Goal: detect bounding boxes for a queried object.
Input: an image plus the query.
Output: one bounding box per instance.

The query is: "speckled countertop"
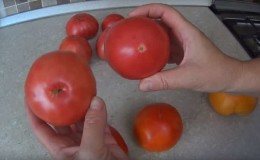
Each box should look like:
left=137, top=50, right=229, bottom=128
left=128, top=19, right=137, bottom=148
left=0, top=5, right=260, bottom=160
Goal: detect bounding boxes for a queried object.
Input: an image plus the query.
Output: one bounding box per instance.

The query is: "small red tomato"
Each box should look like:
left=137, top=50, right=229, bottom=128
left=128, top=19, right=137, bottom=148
left=25, top=51, right=96, bottom=126
left=59, top=35, right=92, bottom=62
left=105, top=17, right=170, bottom=79
left=66, top=13, right=99, bottom=39
left=134, top=103, right=183, bottom=152
left=96, top=28, right=111, bottom=60
left=109, top=126, right=129, bottom=154
left=101, top=14, right=124, bottom=31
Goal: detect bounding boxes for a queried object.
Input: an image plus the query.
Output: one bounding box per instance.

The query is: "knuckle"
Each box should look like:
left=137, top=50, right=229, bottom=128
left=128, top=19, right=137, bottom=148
left=158, top=75, right=169, bottom=90
left=84, top=114, right=101, bottom=126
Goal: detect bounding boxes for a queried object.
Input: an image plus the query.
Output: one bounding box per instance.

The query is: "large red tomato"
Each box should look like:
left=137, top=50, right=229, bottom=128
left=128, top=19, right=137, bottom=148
left=25, top=51, right=96, bottom=126
left=96, top=27, right=111, bottom=60
left=105, top=17, right=170, bottom=79
left=134, top=103, right=183, bottom=152
left=109, top=126, right=129, bottom=154
left=59, top=35, right=92, bottom=62
left=101, top=14, right=124, bottom=31
left=66, top=13, right=99, bottom=39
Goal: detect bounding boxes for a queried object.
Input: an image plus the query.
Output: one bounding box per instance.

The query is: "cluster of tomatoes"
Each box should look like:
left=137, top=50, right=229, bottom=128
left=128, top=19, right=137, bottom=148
left=25, top=11, right=258, bottom=156
left=25, top=12, right=183, bottom=153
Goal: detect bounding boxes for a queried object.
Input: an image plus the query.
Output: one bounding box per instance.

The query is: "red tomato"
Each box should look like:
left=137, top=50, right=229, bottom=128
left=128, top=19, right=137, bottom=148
left=25, top=51, right=96, bottom=126
left=101, top=14, right=124, bottom=31
left=59, top=35, right=92, bottom=62
left=96, top=28, right=111, bottom=60
left=109, top=126, right=129, bottom=154
left=156, top=20, right=184, bottom=64
left=105, top=17, right=170, bottom=79
left=134, top=103, right=183, bottom=152
left=66, top=13, right=99, bottom=39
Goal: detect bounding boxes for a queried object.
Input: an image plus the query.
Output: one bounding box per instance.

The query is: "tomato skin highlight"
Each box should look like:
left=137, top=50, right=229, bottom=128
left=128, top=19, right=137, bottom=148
left=96, top=28, right=111, bottom=60
left=209, top=92, right=258, bottom=116
left=134, top=103, right=183, bottom=152
left=25, top=51, right=96, bottom=126
left=59, top=35, right=92, bottom=62
left=101, top=14, right=124, bottom=31
left=105, top=17, right=170, bottom=79
left=66, top=13, right=99, bottom=39
left=109, top=126, right=129, bottom=154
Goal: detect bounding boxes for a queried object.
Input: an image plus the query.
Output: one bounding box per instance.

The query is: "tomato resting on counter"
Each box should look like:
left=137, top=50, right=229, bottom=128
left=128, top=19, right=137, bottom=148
left=109, top=126, right=129, bottom=154
left=101, top=14, right=124, bottom=31
left=105, top=17, right=170, bottom=79
left=209, top=92, right=258, bottom=116
left=66, top=13, right=99, bottom=39
left=134, top=103, right=183, bottom=152
left=25, top=51, right=96, bottom=126
left=96, top=27, right=111, bottom=60
left=59, top=35, right=92, bottom=62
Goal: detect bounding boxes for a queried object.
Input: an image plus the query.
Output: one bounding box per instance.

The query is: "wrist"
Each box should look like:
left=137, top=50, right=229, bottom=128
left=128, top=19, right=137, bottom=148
left=227, top=58, right=260, bottom=94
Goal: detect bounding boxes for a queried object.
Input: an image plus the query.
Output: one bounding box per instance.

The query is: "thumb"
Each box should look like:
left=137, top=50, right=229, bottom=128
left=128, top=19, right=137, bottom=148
left=80, top=96, right=107, bottom=151
left=139, top=68, right=186, bottom=91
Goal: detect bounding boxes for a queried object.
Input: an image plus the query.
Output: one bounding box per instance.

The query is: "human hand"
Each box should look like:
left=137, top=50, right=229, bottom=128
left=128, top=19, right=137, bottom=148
left=26, top=97, right=129, bottom=160
left=129, top=3, right=243, bottom=93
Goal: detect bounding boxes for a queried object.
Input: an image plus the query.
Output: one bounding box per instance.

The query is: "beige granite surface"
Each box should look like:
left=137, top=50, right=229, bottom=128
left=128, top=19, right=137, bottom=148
left=0, top=6, right=259, bottom=160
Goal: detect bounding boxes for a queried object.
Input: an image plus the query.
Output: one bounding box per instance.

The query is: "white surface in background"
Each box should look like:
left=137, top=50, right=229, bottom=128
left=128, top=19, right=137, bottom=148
left=0, top=0, right=212, bottom=28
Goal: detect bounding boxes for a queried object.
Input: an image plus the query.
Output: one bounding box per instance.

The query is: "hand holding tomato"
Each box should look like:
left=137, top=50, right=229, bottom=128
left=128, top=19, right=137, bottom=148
left=105, top=16, right=170, bottom=79
left=25, top=96, right=129, bottom=160
left=25, top=51, right=96, bottom=126
left=129, top=4, right=245, bottom=93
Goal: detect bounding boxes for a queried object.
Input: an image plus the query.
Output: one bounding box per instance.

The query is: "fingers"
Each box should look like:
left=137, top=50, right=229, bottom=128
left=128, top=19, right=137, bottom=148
left=25, top=103, right=68, bottom=154
left=128, top=3, right=195, bottom=38
left=80, top=96, right=107, bottom=151
left=139, top=67, right=189, bottom=91
left=25, top=100, right=79, bottom=157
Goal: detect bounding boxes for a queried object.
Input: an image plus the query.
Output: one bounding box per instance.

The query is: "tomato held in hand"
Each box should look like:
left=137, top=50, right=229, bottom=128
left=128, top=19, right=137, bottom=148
left=66, top=13, right=99, bottom=39
left=96, top=28, right=111, bottom=60
left=25, top=51, right=96, bottom=126
left=109, top=126, right=129, bottom=154
left=134, top=103, right=182, bottom=152
left=105, top=17, right=170, bottom=79
left=101, top=14, right=124, bottom=31
left=209, top=92, right=258, bottom=116
left=59, top=35, right=92, bottom=62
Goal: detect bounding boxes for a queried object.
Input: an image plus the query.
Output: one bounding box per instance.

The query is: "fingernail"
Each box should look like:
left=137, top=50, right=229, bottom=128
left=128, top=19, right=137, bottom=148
left=140, top=80, right=152, bottom=91
left=90, top=97, right=103, bottom=111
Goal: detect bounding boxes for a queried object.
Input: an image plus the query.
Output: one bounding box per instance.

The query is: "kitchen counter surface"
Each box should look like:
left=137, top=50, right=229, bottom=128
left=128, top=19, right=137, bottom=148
left=1, top=5, right=260, bottom=160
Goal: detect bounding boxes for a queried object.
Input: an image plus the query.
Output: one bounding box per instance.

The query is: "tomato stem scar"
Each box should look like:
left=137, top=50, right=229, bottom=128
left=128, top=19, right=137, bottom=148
left=138, top=44, right=146, bottom=53
left=52, top=88, right=63, bottom=95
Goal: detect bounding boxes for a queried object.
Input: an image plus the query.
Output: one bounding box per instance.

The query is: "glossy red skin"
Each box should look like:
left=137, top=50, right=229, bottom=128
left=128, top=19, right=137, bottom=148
left=66, top=13, right=99, bottom=39
left=59, top=35, right=92, bottom=62
left=134, top=103, right=183, bottom=152
left=109, top=126, right=129, bottom=154
left=101, top=14, right=124, bottom=31
left=25, top=51, right=96, bottom=126
left=105, top=17, right=170, bottom=79
left=96, top=28, right=111, bottom=60
left=156, top=20, right=184, bottom=64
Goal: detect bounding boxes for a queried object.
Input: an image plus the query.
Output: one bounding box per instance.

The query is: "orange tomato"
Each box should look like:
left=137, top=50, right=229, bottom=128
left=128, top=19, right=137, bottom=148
left=134, top=103, right=183, bottom=152
left=208, top=92, right=258, bottom=116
